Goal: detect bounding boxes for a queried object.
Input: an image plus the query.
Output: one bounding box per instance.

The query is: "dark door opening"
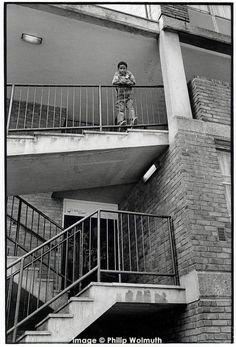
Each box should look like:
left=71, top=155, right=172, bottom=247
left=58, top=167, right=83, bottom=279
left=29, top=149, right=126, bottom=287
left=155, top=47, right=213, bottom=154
left=62, top=214, right=119, bottom=294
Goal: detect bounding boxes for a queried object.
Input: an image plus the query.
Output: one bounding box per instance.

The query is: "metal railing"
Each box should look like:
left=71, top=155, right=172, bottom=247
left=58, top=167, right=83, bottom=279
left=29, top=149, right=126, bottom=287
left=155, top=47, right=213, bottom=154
left=7, top=196, right=63, bottom=257
left=6, top=84, right=167, bottom=134
left=6, top=209, right=178, bottom=342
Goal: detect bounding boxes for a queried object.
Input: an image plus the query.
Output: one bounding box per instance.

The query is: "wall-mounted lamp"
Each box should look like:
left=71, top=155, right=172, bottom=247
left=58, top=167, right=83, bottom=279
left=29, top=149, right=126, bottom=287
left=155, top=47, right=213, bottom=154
left=21, top=33, right=43, bottom=45
left=143, top=164, right=157, bottom=183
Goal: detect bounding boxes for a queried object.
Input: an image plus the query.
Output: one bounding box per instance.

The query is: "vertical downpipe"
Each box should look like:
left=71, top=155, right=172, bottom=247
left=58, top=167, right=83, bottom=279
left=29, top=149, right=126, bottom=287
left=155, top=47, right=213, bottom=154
left=7, top=84, right=15, bottom=135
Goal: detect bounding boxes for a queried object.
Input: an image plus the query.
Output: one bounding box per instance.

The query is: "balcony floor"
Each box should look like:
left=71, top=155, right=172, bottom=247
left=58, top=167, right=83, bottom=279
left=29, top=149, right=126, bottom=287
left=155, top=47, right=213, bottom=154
left=7, top=129, right=169, bottom=196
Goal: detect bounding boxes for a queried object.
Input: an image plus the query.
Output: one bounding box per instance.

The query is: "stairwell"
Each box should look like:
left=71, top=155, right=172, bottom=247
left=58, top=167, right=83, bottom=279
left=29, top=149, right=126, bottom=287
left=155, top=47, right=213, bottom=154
left=7, top=198, right=184, bottom=343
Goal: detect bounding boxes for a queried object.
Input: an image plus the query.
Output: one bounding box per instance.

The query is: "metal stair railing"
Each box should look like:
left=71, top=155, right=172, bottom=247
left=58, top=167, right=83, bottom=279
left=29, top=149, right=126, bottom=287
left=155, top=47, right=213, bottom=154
left=7, top=196, right=63, bottom=257
left=6, top=84, right=168, bottom=134
left=6, top=209, right=179, bottom=342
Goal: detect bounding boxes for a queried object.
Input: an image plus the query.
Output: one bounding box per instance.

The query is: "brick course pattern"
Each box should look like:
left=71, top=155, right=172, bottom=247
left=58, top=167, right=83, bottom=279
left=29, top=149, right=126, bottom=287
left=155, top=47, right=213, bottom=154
left=189, top=77, right=231, bottom=125
left=160, top=4, right=190, bottom=22
left=159, top=299, right=232, bottom=342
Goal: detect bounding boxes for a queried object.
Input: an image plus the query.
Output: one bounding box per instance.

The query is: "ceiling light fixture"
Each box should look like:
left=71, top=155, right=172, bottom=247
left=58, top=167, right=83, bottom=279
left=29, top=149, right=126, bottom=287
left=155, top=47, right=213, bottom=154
left=143, top=164, right=157, bottom=183
left=21, top=33, right=43, bottom=45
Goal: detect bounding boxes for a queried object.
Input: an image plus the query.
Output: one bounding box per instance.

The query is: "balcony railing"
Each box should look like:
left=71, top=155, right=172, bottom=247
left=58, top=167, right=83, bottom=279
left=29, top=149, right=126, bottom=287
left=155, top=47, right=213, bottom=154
left=6, top=84, right=167, bottom=134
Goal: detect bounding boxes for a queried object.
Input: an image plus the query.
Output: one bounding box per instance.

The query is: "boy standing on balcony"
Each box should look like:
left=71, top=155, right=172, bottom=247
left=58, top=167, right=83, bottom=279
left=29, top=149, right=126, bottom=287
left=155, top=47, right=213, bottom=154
left=112, top=61, right=137, bottom=127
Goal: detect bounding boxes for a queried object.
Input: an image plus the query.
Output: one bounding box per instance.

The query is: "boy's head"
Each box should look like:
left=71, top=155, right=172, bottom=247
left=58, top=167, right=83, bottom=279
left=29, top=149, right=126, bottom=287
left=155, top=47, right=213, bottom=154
left=117, top=61, right=128, bottom=75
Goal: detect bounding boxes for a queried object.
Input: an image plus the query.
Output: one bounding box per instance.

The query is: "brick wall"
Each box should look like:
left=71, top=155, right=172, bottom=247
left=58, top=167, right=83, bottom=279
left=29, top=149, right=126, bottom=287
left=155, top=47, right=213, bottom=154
left=119, top=126, right=231, bottom=342
left=189, top=77, right=231, bottom=125
left=159, top=298, right=232, bottom=342
left=159, top=4, right=190, bottom=22
left=20, top=193, right=63, bottom=226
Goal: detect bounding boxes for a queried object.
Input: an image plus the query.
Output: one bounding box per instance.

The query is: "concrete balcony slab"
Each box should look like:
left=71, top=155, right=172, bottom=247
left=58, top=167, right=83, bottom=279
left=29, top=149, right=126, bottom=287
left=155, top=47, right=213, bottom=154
left=7, top=130, right=169, bottom=195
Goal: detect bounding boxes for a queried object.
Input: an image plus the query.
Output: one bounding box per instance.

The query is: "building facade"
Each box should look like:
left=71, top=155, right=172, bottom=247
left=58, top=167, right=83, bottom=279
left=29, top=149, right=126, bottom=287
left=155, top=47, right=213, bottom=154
left=6, top=3, right=232, bottom=343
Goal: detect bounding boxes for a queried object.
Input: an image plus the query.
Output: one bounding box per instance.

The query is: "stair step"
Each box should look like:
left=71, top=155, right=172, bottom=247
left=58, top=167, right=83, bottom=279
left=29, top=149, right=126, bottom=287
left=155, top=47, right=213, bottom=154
left=17, top=330, right=51, bottom=343
left=35, top=313, right=74, bottom=330
left=55, top=296, right=94, bottom=314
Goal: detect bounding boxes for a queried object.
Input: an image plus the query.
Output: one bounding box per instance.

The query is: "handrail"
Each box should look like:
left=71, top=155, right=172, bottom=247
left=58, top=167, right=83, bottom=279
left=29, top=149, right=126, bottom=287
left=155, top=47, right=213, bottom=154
left=7, top=208, right=178, bottom=342
left=7, top=83, right=164, bottom=88
left=7, top=209, right=99, bottom=269
left=15, top=195, right=63, bottom=229
left=7, top=196, right=63, bottom=258
left=6, top=84, right=168, bottom=134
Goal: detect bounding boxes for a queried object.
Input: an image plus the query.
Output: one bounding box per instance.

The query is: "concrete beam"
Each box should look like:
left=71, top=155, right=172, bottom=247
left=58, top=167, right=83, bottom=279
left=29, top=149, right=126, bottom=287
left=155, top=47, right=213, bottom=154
left=20, top=3, right=159, bottom=38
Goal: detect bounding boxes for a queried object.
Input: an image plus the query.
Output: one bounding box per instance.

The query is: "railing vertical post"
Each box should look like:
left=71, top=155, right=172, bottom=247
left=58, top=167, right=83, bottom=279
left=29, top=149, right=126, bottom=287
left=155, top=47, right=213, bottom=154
left=117, top=213, right=122, bottom=283
left=12, top=257, right=24, bottom=342
left=7, top=84, right=15, bottom=135
left=14, top=198, right=22, bottom=256
left=97, top=210, right=101, bottom=282
left=98, top=86, right=102, bottom=132
left=168, top=217, right=179, bottom=285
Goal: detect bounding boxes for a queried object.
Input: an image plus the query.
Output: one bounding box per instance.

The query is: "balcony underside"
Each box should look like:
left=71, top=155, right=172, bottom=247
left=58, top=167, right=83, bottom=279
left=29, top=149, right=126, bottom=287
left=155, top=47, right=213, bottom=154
left=7, top=129, right=169, bottom=196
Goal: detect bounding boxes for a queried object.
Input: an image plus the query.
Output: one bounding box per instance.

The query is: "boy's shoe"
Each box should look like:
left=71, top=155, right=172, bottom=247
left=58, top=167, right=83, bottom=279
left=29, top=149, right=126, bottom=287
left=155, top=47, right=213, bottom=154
left=119, top=120, right=127, bottom=126
left=130, top=117, right=138, bottom=126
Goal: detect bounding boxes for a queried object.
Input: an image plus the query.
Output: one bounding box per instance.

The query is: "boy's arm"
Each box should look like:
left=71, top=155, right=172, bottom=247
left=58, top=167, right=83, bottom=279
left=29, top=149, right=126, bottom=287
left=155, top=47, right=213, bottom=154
left=125, top=72, right=136, bottom=86
left=112, top=72, right=122, bottom=85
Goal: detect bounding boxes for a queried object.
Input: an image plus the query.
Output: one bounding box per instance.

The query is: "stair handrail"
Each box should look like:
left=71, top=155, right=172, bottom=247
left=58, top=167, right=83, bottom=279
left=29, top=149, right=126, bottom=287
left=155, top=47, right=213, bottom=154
left=7, top=209, right=179, bottom=342
left=7, top=209, right=100, bottom=341
left=15, top=195, right=63, bottom=229
left=7, top=209, right=99, bottom=270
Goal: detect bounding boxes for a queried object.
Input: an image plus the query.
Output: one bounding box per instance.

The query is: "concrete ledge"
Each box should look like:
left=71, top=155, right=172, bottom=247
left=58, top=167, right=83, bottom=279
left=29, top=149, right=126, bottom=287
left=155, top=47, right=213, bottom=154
left=34, top=132, right=84, bottom=138
left=128, top=129, right=169, bottom=134
left=160, top=15, right=231, bottom=48
left=170, top=116, right=230, bottom=143
left=21, top=3, right=159, bottom=38
left=87, top=281, right=185, bottom=290
left=83, top=130, right=128, bottom=136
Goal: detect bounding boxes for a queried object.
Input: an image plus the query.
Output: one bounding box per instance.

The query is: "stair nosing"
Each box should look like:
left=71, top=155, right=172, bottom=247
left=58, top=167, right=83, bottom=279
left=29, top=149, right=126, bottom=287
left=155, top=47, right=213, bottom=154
left=35, top=313, right=74, bottom=329
left=69, top=297, right=94, bottom=303
left=17, top=330, right=51, bottom=342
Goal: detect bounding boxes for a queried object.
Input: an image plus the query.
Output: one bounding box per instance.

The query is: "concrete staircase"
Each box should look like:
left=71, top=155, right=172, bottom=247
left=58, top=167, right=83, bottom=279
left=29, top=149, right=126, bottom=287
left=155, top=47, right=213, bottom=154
left=17, top=282, right=186, bottom=343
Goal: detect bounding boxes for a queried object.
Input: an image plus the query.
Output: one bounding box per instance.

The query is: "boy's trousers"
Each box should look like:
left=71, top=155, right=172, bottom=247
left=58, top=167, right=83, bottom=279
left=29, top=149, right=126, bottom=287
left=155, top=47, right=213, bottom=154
left=115, top=94, right=136, bottom=124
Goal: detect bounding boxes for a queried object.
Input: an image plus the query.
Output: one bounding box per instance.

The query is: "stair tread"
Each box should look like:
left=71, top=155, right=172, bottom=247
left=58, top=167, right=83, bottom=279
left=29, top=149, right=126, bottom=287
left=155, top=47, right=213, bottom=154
left=23, top=330, right=51, bottom=335
left=35, top=313, right=74, bottom=329
left=17, top=330, right=51, bottom=342
left=69, top=297, right=94, bottom=302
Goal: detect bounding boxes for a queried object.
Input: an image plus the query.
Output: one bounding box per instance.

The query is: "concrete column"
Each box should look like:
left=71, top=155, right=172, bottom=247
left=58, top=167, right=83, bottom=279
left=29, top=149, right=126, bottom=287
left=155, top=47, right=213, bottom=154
left=159, top=30, right=192, bottom=139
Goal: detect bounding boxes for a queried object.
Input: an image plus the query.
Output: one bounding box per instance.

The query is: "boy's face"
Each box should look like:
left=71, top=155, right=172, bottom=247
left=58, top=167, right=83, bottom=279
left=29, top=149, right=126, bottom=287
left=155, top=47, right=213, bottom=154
left=118, top=64, right=127, bottom=75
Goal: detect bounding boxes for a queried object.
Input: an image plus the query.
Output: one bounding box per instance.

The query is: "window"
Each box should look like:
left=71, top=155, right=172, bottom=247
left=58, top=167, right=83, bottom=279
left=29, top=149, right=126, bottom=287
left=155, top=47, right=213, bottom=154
left=217, top=150, right=231, bottom=215
left=188, top=4, right=231, bottom=20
